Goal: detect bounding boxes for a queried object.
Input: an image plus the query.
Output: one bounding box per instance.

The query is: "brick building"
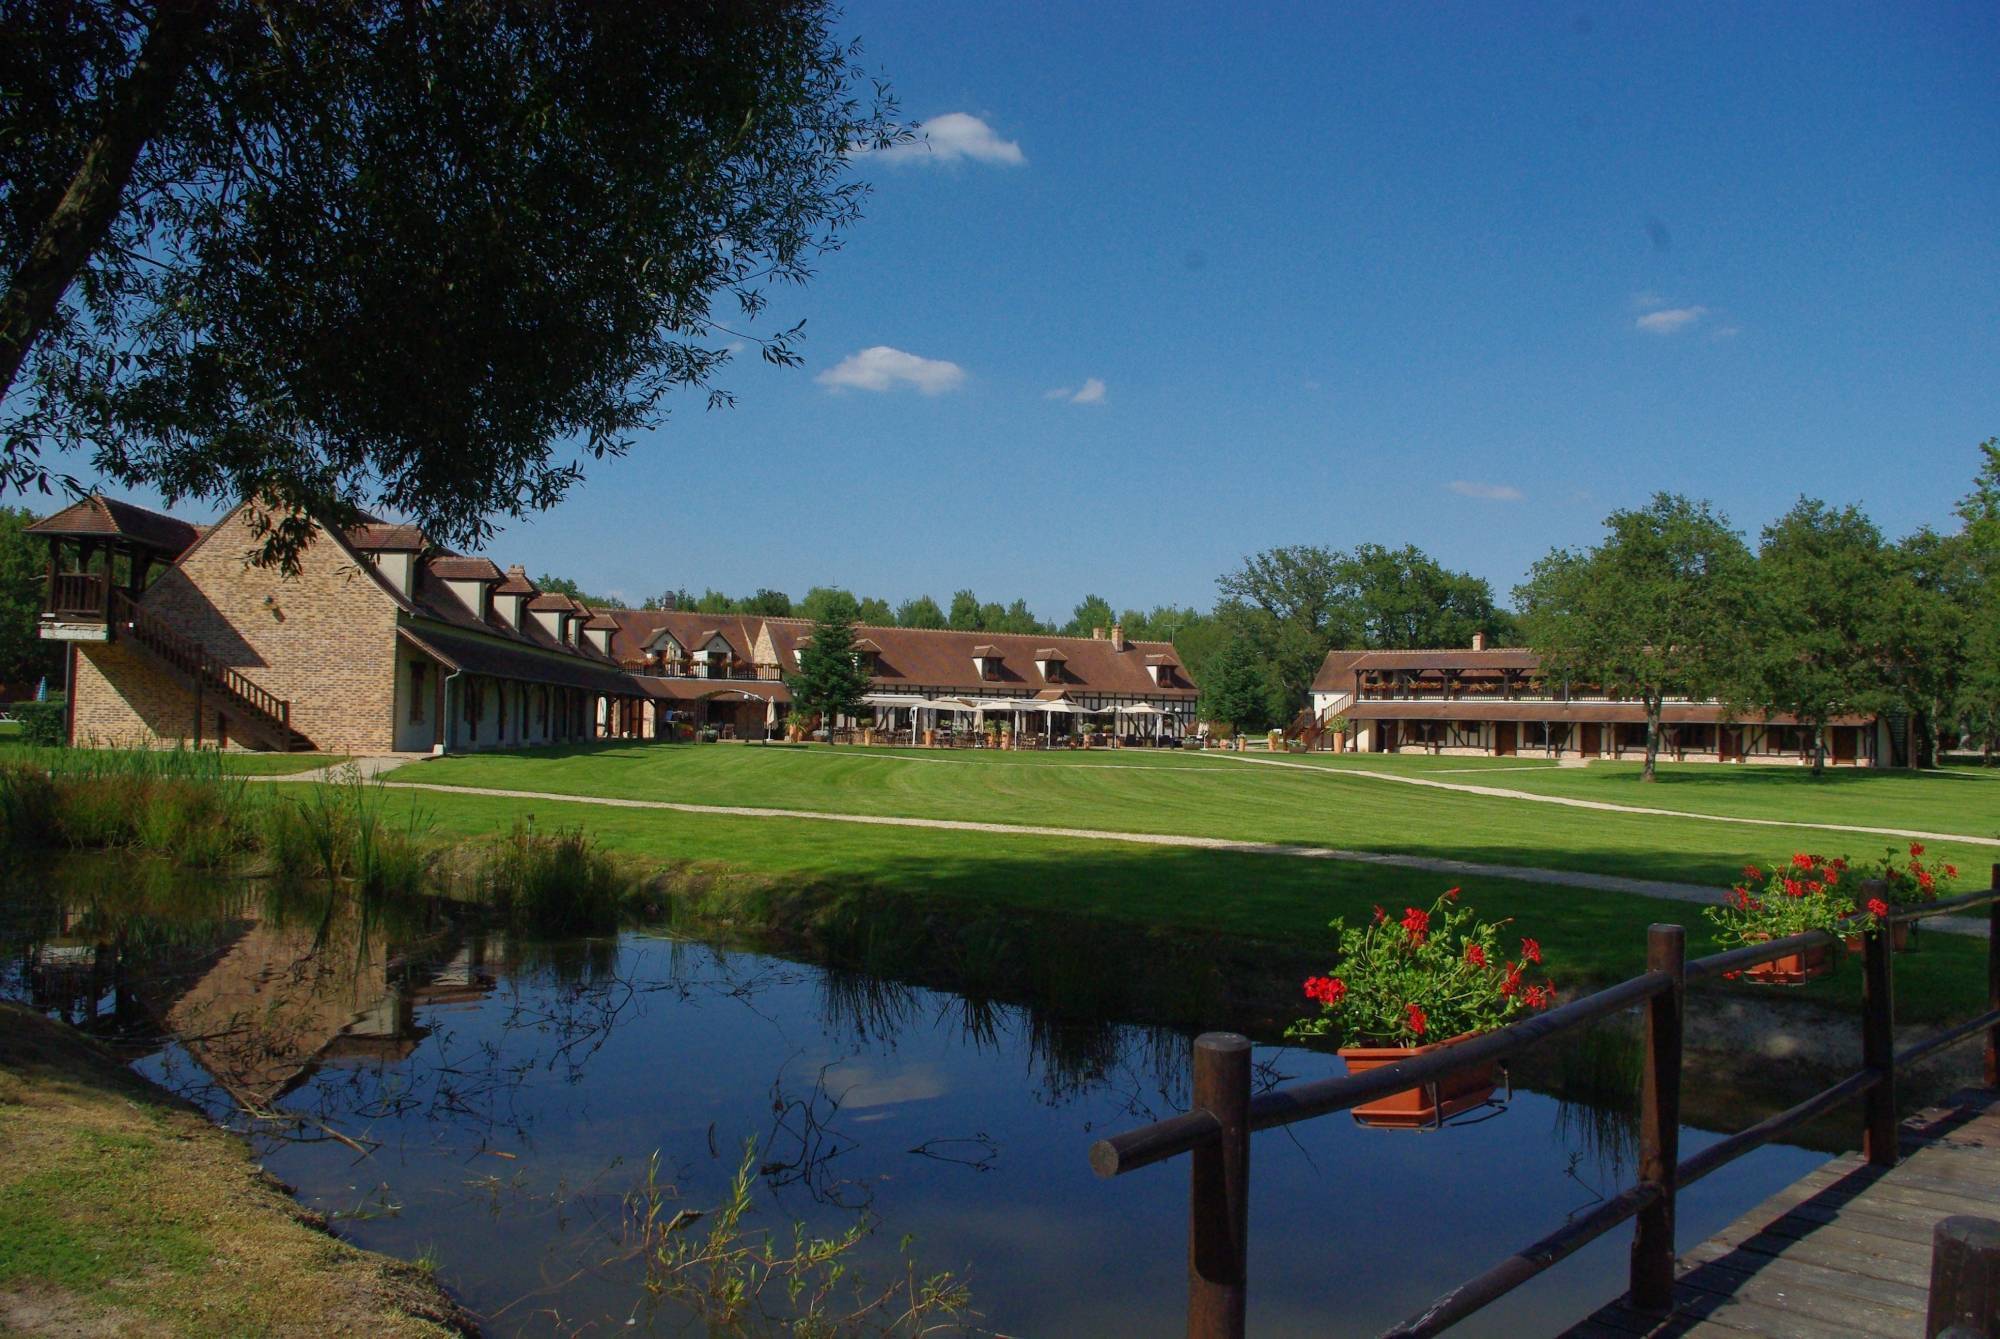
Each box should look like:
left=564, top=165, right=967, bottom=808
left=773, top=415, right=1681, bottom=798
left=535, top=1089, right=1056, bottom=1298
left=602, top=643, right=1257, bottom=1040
left=31, top=494, right=1200, bottom=753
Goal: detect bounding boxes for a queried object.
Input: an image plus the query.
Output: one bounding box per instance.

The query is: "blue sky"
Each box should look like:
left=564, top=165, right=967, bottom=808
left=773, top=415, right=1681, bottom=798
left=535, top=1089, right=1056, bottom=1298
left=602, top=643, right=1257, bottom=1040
left=34, top=2, right=2000, bottom=617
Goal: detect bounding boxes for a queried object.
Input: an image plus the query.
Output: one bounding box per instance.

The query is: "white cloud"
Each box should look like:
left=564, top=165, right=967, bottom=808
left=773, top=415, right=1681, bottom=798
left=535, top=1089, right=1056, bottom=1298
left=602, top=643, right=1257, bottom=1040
left=1448, top=480, right=1526, bottom=502
left=876, top=113, right=1025, bottom=167
left=1634, top=305, right=1707, bottom=334
left=1043, top=377, right=1107, bottom=405
left=816, top=346, right=966, bottom=395
left=1710, top=324, right=1742, bottom=340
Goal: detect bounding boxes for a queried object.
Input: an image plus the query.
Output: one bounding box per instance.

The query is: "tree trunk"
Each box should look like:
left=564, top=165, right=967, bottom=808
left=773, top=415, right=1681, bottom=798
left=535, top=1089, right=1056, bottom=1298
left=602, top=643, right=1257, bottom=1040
left=1641, top=698, right=1662, bottom=781
left=0, top=1, right=210, bottom=404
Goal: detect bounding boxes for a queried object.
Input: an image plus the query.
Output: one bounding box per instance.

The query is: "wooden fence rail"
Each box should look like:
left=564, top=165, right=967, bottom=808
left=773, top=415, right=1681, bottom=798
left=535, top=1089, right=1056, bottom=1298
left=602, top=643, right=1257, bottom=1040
left=1089, top=867, right=2000, bottom=1338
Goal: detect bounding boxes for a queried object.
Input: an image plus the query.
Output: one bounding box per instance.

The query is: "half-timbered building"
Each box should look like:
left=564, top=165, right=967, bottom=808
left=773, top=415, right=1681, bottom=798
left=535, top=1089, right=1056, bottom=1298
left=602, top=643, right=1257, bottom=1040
left=1306, top=634, right=1887, bottom=766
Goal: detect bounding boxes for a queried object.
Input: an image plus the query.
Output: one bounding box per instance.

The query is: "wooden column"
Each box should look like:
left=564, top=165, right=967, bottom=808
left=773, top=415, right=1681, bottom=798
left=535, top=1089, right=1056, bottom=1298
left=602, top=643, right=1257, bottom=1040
left=1187, top=1032, right=1251, bottom=1339
left=1630, top=924, right=1685, bottom=1312
left=1862, top=878, right=1899, bottom=1168
left=1926, top=1215, right=2000, bottom=1338
left=1989, top=866, right=2000, bottom=1090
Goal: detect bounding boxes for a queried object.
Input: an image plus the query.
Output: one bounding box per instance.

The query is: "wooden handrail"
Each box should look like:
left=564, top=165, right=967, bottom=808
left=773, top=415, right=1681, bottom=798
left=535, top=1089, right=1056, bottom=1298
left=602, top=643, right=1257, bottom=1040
left=1091, top=868, right=2000, bottom=1338
left=110, top=592, right=294, bottom=747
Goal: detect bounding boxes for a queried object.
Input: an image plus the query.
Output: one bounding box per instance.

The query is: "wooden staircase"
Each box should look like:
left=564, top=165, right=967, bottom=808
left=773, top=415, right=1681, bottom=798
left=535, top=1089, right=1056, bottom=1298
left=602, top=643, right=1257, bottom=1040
left=111, top=592, right=312, bottom=751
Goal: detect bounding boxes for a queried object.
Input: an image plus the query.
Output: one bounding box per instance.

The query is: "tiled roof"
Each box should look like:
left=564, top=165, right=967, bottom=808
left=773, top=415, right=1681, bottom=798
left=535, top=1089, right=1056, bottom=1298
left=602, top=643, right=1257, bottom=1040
left=605, top=610, right=762, bottom=667
left=27, top=495, right=200, bottom=556
left=526, top=593, right=579, bottom=612
left=760, top=620, right=1195, bottom=698
left=494, top=565, right=537, bottom=596
left=345, top=520, right=427, bottom=551
left=583, top=613, right=621, bottom=631
left=428, top=556, right=504, bottom=582
left=1313, top=647, right=1538, bottom=690
left=397, top=626, right=633, bottom=696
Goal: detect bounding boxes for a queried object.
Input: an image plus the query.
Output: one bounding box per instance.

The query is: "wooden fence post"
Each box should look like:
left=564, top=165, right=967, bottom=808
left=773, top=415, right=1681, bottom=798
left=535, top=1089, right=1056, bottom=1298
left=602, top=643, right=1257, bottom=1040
left=1862, top=878, right=1898, bottom=1169
left=1987, top=867, right=1999, bottom=1090
left=1630, top=924, right=1686, bottom=1312
left=1188, top=1032, right=1251, bottom=1339
left=1927, top=1215, right=2000, bottom=1338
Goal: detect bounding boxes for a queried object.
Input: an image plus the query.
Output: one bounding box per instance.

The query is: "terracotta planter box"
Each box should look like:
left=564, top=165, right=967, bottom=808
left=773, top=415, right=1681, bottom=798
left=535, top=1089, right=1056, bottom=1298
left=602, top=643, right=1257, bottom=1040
left=1845, top=920, right=1913, bottom=955
left=1744, top=939, right=1834, bottom=986
left=1338, top=1032, right=1497, bottom=1129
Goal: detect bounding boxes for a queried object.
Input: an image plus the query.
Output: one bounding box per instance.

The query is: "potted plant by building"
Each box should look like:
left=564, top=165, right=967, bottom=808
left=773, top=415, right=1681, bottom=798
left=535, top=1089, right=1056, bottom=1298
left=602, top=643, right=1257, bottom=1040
left=1287, top=888, right=1557, bottom=1128
left=1706, top=854, right=1857, bottom=984
left=1848, top=843, right=1958, bottom=953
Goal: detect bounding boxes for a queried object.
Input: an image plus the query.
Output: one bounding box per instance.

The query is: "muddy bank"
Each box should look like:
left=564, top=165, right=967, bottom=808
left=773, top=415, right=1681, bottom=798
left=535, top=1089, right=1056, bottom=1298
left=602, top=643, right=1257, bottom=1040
left=0, top=1002, right=475, bottom=1338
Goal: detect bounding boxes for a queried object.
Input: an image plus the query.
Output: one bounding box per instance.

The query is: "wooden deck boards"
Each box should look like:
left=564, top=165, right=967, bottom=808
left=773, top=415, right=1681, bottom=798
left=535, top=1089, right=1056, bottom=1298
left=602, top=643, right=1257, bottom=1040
left=1563, top=1089, right=2000, bottom=1338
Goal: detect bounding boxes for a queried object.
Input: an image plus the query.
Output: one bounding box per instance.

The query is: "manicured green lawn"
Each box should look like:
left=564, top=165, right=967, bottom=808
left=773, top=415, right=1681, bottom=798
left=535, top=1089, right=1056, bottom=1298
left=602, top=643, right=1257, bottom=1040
left=1322, top=756, right=2000, bottom=842
left=396, top=743, right=1996, bottom=898
left=387, top=783, right=1992, bottom=1024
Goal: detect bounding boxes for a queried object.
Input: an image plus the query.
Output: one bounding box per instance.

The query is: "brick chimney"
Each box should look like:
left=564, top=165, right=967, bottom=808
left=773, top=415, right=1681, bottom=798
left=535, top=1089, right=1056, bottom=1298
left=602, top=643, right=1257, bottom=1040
left=1110, top=623, right=1126, bottom=652
left=1472, top=630, right=1488, bottom=652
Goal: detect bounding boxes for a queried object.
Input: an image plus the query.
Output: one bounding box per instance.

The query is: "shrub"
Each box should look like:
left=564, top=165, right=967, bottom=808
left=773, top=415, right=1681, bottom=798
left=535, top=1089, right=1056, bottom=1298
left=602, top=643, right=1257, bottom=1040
left=0, top=763, right=59, bottom=849
left=478, top=818, right=625, bottom=934
left=1287, top=887, right=1557, bottom=1047
left=12, top=699, right=65, bottom=748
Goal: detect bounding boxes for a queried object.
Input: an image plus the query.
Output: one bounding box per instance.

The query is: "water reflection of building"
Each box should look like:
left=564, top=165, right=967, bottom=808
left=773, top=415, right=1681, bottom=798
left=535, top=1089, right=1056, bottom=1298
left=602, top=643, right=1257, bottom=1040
left=17, top=889, right=506, bottom=1106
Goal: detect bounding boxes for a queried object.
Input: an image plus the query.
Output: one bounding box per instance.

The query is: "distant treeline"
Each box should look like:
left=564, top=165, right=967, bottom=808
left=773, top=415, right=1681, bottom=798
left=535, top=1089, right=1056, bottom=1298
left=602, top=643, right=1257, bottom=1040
left=522, top=443, right=2000, bottom=754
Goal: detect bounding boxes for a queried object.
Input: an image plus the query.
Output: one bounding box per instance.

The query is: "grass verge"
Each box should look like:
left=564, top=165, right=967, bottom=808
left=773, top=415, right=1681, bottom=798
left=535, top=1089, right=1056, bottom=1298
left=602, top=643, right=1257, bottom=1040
left=0, top=1002, right=471, bottom=1338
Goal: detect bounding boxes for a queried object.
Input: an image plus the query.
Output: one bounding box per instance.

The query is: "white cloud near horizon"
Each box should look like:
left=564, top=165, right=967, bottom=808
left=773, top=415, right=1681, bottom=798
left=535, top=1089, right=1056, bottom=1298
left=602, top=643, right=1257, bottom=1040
left=816, top=346, right=966, bottom=395
left=1045, top=377, right=1106, bottom=405
left=875, top=113, right=1025, bottom=167
left=1448, top=480, right=1526, bottom=502
left=1634, top=303, right=1709, bottom=334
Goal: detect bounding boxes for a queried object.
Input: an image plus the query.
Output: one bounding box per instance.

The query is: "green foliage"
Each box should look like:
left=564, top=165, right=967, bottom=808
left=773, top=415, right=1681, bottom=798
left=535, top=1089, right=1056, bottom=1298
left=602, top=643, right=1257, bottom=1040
left=1286, top=888, right=1555, bottom=1046
left=1516, top=494, right=1754, bottom=778
left=797, top=586, right=862, bottom=625
left=0, top=745, right=252, bottom=861
left=0, top=507, right=62, bottom=689
left=535, top=574, right=619, bottom=609
left=1219, top=542, right=1508, bottom=720
left=477, top=818, right=624, bottom=934
left=1199, top=638, right=1268, bottom=732
left=1061, top=593, right=1117, bottom=638
left=786, top=609, right=872, bottom=740
left=946, top=590, right=981, bottom=631
left=629, top=1140, right=974, bottom=1335
left=893, top=594, right=945, bottom=629
left=1741, top=499, right=1891, bottom=772
left=3, top=4, right=905, bottom=567
left=13, top=698, right=65, bottom=747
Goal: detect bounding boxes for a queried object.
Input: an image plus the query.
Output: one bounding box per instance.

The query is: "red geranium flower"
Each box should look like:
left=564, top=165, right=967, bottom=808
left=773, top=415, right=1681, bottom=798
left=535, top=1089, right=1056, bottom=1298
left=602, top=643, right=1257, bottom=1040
left=1445, top=886, right=1461, bottom=901
left=1946, top=864, right=1960, bottom=878
left=1520, top=937, right=1542, bottom=965
left=1303, top=976, right=1347, bottom=1006
left=1867, top=898, right=1889, bottom=918
left=1500, top=962, right=1523, bottom=996
left=1742, top=865, right=1763, bottom=881
left=1405, top=1003, right=1427, bottom=1036
left=1523, top=983, right=1555, bottom=1010
left=1791, top=853, right=1815, bottom=870
left=1910, top=842, right=1925, bottom=857
left=1464, top=943, right=1486, bottom=968
left=1401, top=906, right=1430, bottom=946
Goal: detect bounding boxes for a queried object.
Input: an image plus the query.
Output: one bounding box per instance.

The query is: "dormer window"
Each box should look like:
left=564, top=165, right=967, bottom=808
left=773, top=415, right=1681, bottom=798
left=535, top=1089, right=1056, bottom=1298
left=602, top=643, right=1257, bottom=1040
left=971, top=644, right=1002, bottom=681
left=1034, top=648, right=1066, bottom=683
left=1144, top=652, right=1180, bottom=688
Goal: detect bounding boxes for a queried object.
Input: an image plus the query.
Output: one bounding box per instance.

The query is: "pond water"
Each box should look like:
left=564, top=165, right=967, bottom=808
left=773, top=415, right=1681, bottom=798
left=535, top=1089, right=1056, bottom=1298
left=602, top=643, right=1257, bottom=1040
left=2, top=862, right=1830, bottom=1337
